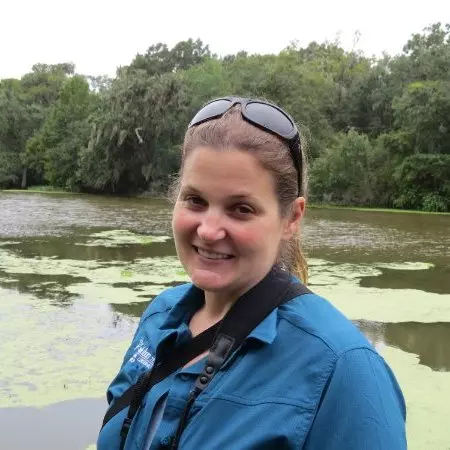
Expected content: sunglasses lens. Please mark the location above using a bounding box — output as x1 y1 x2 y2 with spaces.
189 99 232 126
245 102 295 137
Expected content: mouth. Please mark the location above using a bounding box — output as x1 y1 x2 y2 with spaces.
193 246 234 260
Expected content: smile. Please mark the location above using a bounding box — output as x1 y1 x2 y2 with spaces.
194 246 234 260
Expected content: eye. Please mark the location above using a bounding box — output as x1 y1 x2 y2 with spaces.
184 195 206 209
233 204 255 217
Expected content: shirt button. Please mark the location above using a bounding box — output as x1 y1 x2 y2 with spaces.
161 436 173 446
179 373 189 381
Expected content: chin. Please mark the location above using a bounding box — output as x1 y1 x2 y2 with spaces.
188 268 234 293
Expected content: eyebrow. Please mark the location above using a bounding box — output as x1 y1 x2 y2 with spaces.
181 185 260 202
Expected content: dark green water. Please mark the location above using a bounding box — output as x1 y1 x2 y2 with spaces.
1 192 449 449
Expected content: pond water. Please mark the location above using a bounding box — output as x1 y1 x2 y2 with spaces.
0 192 449 449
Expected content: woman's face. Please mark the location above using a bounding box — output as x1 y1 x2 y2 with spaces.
172 146 303 301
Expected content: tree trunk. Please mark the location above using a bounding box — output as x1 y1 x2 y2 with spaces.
21 167 27 189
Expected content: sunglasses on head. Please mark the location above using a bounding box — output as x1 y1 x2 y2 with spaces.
188 96 302 196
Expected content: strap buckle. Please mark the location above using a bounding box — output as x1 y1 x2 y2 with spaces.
120 417 133 438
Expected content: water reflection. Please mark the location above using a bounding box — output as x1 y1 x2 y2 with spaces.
2 192 449 268
0 271 86 306
0 192 173 237
360 266 450 295
5 233 176 262
304 208 450 268
356 320 450 372
0 398 105 450
109 281 187 318
111 300 152 318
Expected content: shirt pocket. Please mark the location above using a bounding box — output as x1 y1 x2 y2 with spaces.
180 394 315 449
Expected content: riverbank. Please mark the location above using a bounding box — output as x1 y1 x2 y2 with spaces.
307 204 450 216
1 186 77 194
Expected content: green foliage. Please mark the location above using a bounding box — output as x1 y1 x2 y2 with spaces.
393 80 450 154
0 25 449 211
20 63 73 107
26 75 96 189
79 70 185 193
310 129 383 205
126 39 211 77
393 154 450 211
0 80 30 187
401 23 450 81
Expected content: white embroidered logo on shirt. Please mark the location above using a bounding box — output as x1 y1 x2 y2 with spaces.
129 338 155 369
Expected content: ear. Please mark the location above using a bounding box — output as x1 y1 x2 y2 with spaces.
282 197 305 241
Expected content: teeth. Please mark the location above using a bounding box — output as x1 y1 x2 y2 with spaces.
197 247 231 260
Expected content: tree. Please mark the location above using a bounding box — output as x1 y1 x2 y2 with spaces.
79 70 185 193
392 80 450 154
310 129 380 205
28 75 96 189
126 39 211 76
0 79 36 187
400 22 450 82
393 154 450 211
1 29 448 211
20 63 74 107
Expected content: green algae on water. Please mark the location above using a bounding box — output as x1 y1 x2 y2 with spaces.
0 288 136 408
379 346 450 450
77 229 171 248
0 248 189 304
2 232 450 450
309 259 450 323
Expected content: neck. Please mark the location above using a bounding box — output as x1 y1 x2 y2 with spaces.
189 266 277 335
189 290 239 337
202 291 238 322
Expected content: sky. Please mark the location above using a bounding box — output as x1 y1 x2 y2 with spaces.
1 0 449 80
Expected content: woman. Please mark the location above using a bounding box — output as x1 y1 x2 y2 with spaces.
98 97 406 449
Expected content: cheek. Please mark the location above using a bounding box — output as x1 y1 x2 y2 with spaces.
232 218 283 254
172 208 197 238
231 223 269 250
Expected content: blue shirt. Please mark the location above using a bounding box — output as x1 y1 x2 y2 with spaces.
98 281 406 449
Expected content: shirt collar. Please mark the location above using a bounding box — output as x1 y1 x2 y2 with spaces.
159 281 279 346
160 284 204 331
246 307 278 344
159 266 293 348
156 284 204 353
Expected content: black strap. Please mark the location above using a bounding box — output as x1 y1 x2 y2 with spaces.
102 266 312 447
102 321 220 427
170 269 311 449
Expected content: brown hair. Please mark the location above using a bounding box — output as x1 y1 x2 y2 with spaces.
170 104 309 284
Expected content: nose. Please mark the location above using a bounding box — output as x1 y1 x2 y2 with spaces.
197 211 226 242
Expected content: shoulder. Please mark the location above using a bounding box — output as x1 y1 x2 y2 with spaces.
279 285 405 407
303 342 407 448
139 282 193 323
278 287 373 357
278 288 406 427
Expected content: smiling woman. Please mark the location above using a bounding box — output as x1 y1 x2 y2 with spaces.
97 97 407 450
172 147 304 314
